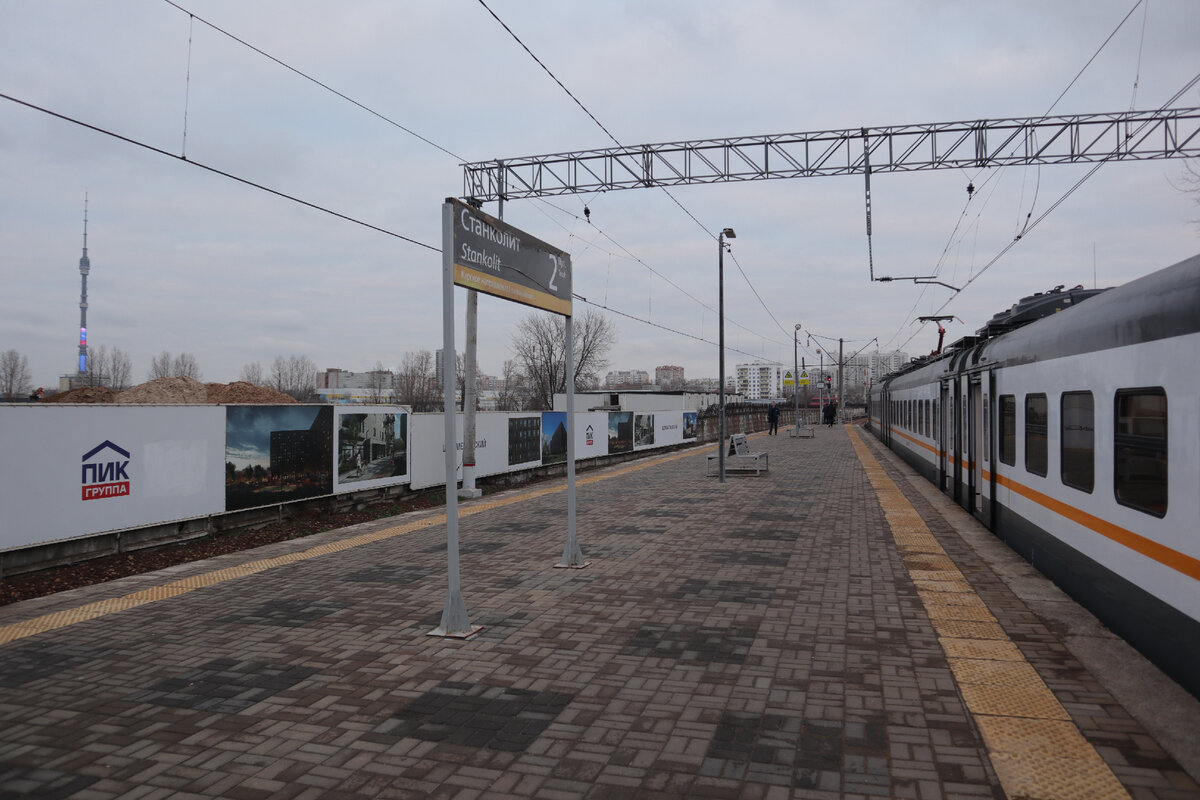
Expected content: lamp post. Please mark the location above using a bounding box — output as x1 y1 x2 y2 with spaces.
793 323 802 434
717 227 736 483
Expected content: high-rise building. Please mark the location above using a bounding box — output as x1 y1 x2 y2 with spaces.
735 361 783 400
655 365 685 387
605 369 651 387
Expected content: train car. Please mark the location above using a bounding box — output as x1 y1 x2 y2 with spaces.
869 253 1200 698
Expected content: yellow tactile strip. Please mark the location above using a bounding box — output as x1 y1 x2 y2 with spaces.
847 427 1131 800
0 447 701 647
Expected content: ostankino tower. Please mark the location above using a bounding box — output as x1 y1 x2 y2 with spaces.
77 196 90 376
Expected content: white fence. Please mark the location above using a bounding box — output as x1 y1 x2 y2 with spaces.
0 404 699 553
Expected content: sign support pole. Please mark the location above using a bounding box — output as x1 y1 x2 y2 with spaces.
431 201 479 639
557 313 587 568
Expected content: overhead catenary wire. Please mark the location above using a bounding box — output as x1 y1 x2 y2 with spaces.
885 1 1175 356
475 0 791 349
71 0 784 372
0 92 440 253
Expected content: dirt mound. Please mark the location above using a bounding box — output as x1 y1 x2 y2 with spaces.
205 381 296 404
115 376 209 404
39 377 300 405
43 386 119 404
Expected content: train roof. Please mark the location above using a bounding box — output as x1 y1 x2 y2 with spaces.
879 252 1200 387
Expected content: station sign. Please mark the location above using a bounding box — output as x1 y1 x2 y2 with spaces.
445 197 572 316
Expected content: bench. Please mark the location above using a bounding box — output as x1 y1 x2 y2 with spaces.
789 423 815 438
707 433 768 476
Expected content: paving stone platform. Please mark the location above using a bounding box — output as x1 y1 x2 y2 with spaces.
1 425 1197 799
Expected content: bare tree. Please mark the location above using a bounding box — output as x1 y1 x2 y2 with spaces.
0 349 33 400
366 361 394 403
86 344 110 387
396 350 435 410
496 358 527 411
510 308 615 410
269 355 317 401
109 347 132 389
172 353 202 381
1179 159 1200 227
148 350 173 380
239 361 266 385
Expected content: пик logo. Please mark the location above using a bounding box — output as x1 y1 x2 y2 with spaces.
81 440 131 501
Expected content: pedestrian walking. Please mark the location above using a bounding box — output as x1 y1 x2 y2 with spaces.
767 402 780 435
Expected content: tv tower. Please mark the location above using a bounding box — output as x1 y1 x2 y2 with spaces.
77 195 90 376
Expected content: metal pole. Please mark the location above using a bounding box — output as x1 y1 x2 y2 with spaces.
793 324 800 433
460 289 481 498
433 201 476 638
718 232 726 483
558 313 586 567
838 337 844 424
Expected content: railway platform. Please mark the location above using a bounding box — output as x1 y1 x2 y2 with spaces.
1 425 1198 799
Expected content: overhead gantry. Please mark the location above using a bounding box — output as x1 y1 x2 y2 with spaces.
462 107 1200 201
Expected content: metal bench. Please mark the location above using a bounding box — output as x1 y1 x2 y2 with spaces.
790 423 815 438
707 433 768 476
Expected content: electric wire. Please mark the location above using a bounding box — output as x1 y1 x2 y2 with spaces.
152 1 790 369
474 0 790 347
160 0 468 163
885 0 1165 356
891 72 1200 355
0 92 440 253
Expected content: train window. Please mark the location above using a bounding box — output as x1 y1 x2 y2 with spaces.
999 395 1016 466
1025 394 1048 477
1114 388 1167 517
1061 392 1094 493
983 394 989 462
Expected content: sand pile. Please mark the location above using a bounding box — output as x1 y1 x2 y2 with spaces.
204 381 296 404
115 376 209 404
42 377 298 405
43 386 119 404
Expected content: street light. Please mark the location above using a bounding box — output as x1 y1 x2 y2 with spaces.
717 227 735 483
793 323 802 433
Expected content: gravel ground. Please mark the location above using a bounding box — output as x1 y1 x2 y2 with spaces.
0 491 445 606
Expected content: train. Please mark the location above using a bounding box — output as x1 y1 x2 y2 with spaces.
867 253 1200 698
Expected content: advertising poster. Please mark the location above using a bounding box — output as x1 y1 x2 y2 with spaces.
683 411 698 440
541 411 568 465
508 415 541 466
634 413 656 448
608 411 633 454
334 407 409 492
0 405 226 549
225 406 334 511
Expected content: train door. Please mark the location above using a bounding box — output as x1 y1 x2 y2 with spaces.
968 375 982 514
939 380 951 495
881 388 891 447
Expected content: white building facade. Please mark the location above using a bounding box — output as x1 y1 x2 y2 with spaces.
735 362 784 400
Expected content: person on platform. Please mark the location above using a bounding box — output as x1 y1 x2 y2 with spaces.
767 402 780 435
823 402 838 427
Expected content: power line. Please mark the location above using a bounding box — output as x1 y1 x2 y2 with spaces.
0 92 440 253
474 0 786 343
160 0 468 163
165 0 787 364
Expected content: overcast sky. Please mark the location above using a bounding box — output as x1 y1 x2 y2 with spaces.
2 0 1198 389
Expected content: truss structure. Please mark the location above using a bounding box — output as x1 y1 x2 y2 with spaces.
463 107 1200 201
